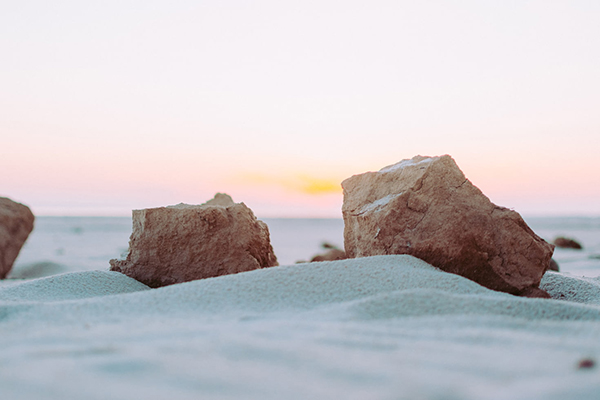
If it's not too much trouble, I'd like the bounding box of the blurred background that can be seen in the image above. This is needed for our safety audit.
[2,1,600,278]
[1,1,599,218]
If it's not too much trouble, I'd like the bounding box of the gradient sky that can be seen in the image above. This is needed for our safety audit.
[2,1,599,217]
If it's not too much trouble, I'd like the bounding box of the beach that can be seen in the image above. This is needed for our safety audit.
[1,217,600,399]
[9,216,600,278]
[3,0,599,397]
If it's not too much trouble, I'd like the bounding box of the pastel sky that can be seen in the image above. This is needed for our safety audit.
[2,1,599,217]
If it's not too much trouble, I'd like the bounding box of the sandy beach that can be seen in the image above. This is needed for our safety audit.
[3,1,600,397]
[2,254,600,399]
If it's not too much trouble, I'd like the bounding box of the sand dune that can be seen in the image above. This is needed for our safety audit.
[2,255,600,399]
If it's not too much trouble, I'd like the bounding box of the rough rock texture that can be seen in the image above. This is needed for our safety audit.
[553,236,583,250]
[342,155,555,296]
[110,193,278,287]
[0,197,35,279]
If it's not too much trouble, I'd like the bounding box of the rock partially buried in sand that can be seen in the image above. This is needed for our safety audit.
[0,197,35,279]
[342,155,554,296]
[110,193,278,288]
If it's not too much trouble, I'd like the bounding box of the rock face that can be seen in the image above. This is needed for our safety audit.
[0,197,35,279]
[342,155,554,296]
[553,237,583,250]
[110,193,278,287]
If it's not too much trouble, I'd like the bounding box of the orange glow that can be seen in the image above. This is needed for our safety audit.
[232,172,343,196]
[297,175,342,195]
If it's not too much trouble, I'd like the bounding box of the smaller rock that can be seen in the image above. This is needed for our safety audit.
[553,237,583,249]
[547,258,560,272]
[110,193,278,287]
[0,197,35,279]
[8,261,68,279]
[310,242,347,262]
[577,358,596,370]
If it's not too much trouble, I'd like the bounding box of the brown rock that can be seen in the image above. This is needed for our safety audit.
[342,155,555,296]
[553,236,583,250]
[310,242,347,262]
[578,358,596,370]
[519,286,551,299]
[547,258,560,272]
[0,197,35,279]
[110,193,278,287]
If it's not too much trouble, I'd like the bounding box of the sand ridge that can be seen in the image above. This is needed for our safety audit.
[2,255,600,400]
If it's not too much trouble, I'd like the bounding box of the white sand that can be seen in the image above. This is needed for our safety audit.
[2,255,600,399]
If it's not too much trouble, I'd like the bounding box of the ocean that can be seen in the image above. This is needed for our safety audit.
[9,216,600,279]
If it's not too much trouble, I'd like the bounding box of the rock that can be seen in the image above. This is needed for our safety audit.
[0,197,35,279]
[553,236,583,249]
[547,258,560,272]
[310,242,347,262]
[8,261,68,279]
[110,193,278,287]
[518,286,552,299]
[578,358,596,370]
[342,155,555,296]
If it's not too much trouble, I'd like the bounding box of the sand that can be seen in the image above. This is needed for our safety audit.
[2,255,600,399]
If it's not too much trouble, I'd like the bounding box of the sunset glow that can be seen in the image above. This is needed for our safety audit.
[1,1,599,217]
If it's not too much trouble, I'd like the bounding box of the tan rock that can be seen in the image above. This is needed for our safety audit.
[110,193,278,287]
[0,197,35,279]
[342,155,554,295]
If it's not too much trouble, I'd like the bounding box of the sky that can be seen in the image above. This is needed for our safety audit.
[1,0,599,218]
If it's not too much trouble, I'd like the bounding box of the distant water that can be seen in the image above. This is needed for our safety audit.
[8,216,600,279]
[522,216,600,277]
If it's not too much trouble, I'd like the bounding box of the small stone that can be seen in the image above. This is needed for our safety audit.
[553,237,583,250]
[310,242,347,262]
[577,358,596,370]
[0,197,35,279]
[342,155,555,296]
[110,193,278,287]
[547,258,560,272]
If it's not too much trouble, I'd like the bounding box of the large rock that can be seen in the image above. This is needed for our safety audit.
[0,197,35,279]
[342,155,554,296]
[110,193,278,287]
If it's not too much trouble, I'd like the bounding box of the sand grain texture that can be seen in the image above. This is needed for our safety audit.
[2,255,600,400]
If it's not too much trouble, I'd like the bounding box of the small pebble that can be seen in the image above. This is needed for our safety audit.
[578,358,596,370]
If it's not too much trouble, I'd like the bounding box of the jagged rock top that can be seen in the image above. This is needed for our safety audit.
[163,193,235,210]
[343,154,467,218]
[379,155,439,174]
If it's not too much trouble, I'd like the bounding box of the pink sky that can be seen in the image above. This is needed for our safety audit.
[2,1,599,217]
